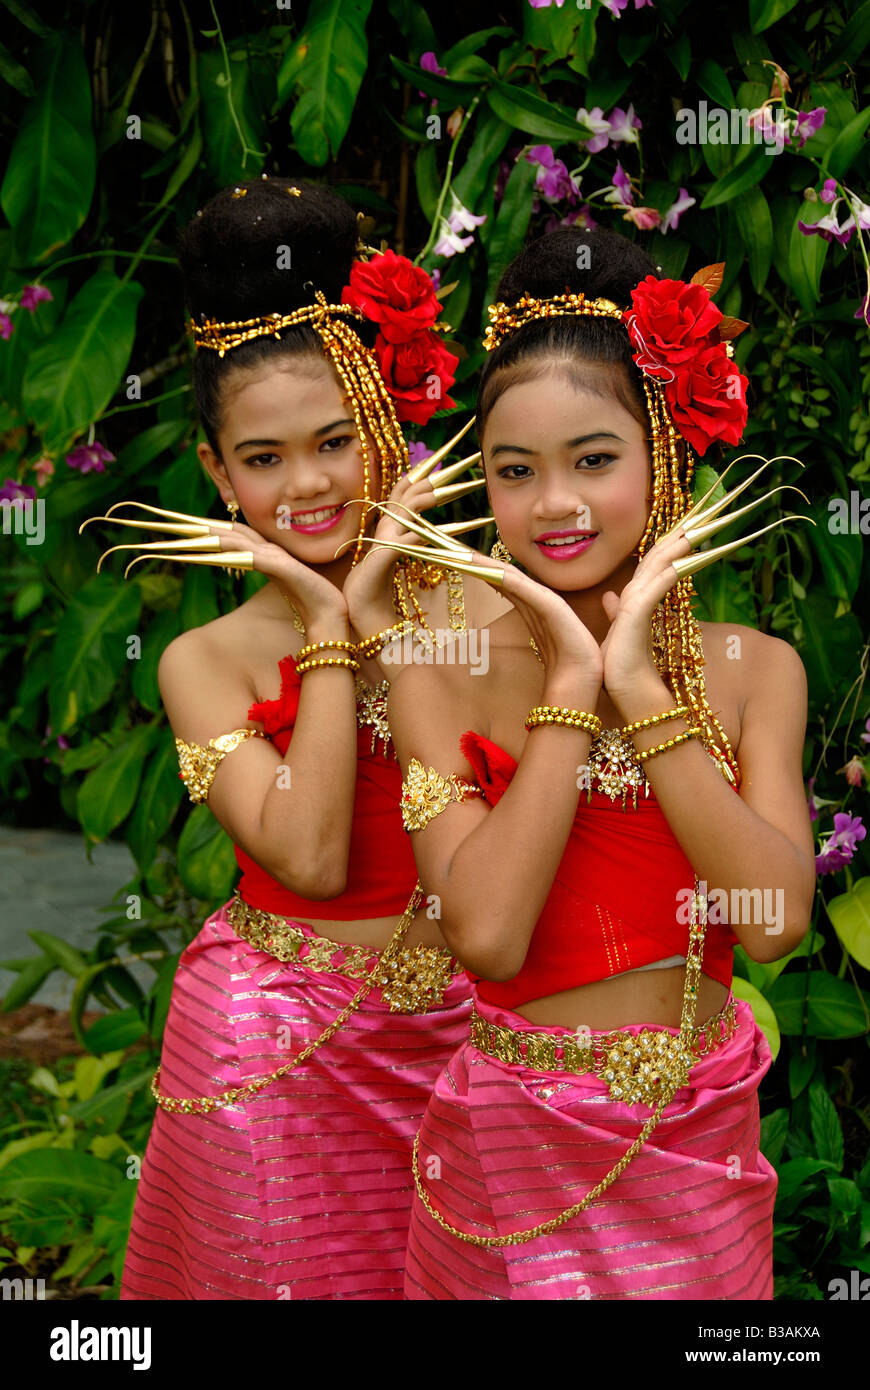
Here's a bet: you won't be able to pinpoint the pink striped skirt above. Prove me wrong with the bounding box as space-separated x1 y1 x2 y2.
405 994 777 1300
120 898 472 1301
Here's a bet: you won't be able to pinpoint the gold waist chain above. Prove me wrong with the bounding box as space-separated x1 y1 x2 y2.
150 882 425 1117
411 878 723 1248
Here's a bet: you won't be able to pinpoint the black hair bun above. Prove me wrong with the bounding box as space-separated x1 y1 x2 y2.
496 226 659 309
178 176 359 321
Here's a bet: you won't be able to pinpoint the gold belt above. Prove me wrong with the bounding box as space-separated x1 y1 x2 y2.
226 891 462 1014
470 997 738 1106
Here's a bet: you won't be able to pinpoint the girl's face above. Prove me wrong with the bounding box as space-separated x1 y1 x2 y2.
198 356 375 566
481 367 651 588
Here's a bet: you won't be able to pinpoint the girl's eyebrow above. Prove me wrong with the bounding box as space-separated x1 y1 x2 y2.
490 431 626 457
234 418 355 452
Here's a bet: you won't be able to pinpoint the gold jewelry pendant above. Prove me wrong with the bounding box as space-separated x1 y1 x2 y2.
490 533 512 562
586 728 649 811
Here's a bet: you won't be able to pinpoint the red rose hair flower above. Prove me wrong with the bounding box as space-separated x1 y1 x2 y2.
342 248 441 343
376 330 459 426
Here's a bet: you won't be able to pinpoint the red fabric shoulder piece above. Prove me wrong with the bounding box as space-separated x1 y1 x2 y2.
247 654 301 736
459 730 517 805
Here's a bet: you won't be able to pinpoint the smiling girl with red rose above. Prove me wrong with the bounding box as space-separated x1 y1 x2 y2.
375 227 815 1299
115 177 510 1301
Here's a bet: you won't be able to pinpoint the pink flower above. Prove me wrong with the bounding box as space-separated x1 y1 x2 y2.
820 178 838 204
66 441 115 475
839 756 865 788
525 145 581 203
527 0 566 7
807 777 818 823
601 0 630 13
623 205 661 230
748 106 788 150
0 313 13 340
19 284 53 312
861 717 870 745
605 161 634 207
790 107 826 149
406 441 434 470
0 478 35 506
32 456 54 487
418 51 446 101
815 811 866 875
798 207 854 247
576 106 614 154
661 187 696 234
543 205 598 235
433 225 474 258
607 105 642 146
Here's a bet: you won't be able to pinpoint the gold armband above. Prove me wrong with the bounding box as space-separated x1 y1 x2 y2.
400 757 486 832
175 727 266 804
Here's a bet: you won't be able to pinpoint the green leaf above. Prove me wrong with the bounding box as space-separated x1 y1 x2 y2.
788 1039 816 1098
695 59 736 109
774 1156 839 1204
809 1081 844 1169
177 804 238 904
414 140 439 224
823 108 870 181
0 1150 122 1210
83 1008 147 1054
66 1064 155 1123
49 574 143 735
22 271 144 451
389 54 481 106
287 0 375 166
767 970 870 1039
78 724 158 841
198 49 266 185
760 1107 788 1167
691 560 758 626
486 79 586 144
1 955 54 1013
731 976 780 1060
0 1 52 38
0 32 95 262
700 145 770 209
826 878 870 972
48 420 189 523
730 188 773 293
667 34 691 81
132 610 182 714
819 0 870 74
786 205 828 314
749 0 800 32
808 500 863 608
453 110 512 207
483 157 537 310
127 727 185 872
794 594 861 710
0 40 33 96
26 931 87 979
157 121 203 210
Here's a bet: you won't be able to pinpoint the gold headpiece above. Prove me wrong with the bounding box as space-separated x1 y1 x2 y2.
483 291 625 352
480 287 741 788
191 290 409 565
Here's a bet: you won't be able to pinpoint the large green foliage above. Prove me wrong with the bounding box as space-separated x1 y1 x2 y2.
0 0 868 1300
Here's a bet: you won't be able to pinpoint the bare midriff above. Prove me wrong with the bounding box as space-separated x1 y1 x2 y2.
288 906 450 953
514 967 730 1032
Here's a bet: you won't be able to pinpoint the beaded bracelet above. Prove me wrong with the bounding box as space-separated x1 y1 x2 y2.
296 638 358 664
635 727 701 762
295 655 360 676
621 705 688 736
357 619 415 660
525 705 602 736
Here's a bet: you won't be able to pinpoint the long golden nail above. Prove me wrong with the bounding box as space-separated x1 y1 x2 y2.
104 500 235 532
363 536 504 586
677 452 805 533
670 460 771 537
672 516 815 580
366 500 473 554
80 514 213 537
97 535 222 572
405 417 476 483
437 515 494 538
431 477 486 504
682 485 810 545
422 452 481 488
123 551 254 578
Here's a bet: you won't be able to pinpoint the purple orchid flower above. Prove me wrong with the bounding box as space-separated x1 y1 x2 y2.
0 313 13 340
525 145 581 203
607 105 642 146
66 441 115 475
576 106 613 154
0 478 36 506
790 107 826 149
661 187 696 234
815 811 866 875
820 178 838 205
798 206 854 247
19 284 53 312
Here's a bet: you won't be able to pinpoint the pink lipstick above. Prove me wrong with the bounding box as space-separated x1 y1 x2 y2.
286 503 347 534
533 529 598 561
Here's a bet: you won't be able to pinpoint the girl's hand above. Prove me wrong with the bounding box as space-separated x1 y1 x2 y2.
211 518 349 634
342 471 443 636
599 526 692 701
469 551 604 701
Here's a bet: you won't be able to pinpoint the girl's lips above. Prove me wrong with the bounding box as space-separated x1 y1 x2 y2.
286 503 347 534
533 531 598 561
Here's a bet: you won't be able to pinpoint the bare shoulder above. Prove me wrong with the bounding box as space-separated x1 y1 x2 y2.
698 620 806 705
157 605 263 739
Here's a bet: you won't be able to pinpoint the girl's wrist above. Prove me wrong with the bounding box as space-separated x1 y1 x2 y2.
608 672 676 726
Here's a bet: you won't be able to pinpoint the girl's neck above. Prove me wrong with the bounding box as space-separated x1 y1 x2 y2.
553 556 638 645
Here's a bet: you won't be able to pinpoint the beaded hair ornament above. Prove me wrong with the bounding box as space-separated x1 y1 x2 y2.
483 271 750 788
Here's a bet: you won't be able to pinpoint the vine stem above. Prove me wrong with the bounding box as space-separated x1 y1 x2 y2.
414 94 482 266
207 0 265 168
32 250 178 284
99 384 191 421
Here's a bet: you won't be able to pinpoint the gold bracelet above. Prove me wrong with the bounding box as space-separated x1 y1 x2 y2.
357 620 415 660
525 706 602 736
296 638 358 663
295 655 360 675
621 705 688 735
635 727 701 762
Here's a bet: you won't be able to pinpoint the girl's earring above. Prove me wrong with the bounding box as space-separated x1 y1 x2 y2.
490 530 513 562
226 497 240 523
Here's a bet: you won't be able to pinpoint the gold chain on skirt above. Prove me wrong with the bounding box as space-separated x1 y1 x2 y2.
411 879 712 1247
150 882 424 1116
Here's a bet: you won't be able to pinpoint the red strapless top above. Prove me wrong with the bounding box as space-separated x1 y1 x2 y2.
236 655 419 919
460 730 737 1008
